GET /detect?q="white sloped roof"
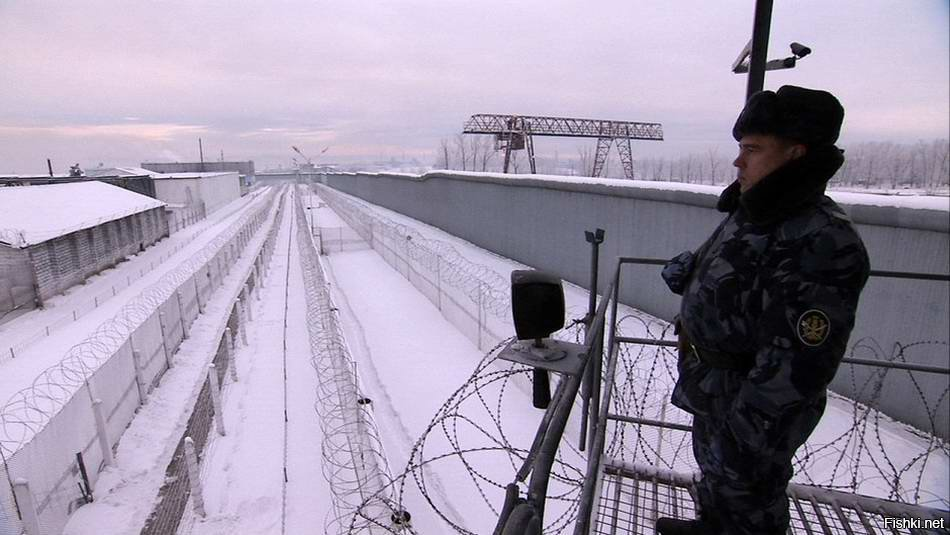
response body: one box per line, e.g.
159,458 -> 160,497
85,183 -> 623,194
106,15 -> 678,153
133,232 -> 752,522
0,181 -> 166,248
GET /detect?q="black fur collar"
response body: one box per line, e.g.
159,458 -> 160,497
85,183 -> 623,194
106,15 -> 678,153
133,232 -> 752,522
717,144 -> 844,225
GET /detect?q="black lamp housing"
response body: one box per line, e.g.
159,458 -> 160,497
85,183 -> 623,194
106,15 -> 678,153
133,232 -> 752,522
510,270 -> 565,342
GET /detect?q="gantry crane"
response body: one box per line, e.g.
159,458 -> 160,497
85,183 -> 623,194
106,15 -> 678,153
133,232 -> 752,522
291,145 -> 330,168
462,114 -> 663,179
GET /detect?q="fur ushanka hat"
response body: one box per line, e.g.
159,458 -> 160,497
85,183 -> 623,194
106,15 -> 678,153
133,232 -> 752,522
733,85 -> 844,147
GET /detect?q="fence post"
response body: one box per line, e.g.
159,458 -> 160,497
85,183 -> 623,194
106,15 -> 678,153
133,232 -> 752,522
131,348 -> 147,405
12,479 -> 41,535
436,255 -> 442,311
244,285 -> 254,321
256,256 -> 264,290
477,282 -> 484,350
177,290 -> 190,340
92,398 -> 115,467
183,437 -> 206,517
238,300 -> 249,346
194,276 -> 205,314
208,364 -> 226,436
158,312 -> 173,369
225,328 -> 239,382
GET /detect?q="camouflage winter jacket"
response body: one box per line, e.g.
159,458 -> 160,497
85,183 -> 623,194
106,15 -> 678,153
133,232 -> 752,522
662,145 -> 870,454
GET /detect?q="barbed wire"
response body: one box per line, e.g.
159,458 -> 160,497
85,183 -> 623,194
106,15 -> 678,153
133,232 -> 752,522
604,313 -> 950,510
0,189 -> 277,456
293,187 -> 401,533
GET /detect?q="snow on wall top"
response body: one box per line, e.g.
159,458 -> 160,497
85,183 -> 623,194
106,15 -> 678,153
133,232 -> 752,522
0,181 -> 166,248
420,170 -> 950,212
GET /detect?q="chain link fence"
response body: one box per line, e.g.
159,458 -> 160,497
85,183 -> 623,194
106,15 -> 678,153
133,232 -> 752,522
166,202 -> 207,235
313,184 -> 516,352
0,188 -> 277,535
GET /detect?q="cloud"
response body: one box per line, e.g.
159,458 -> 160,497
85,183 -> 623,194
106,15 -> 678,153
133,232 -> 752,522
0,123 -> 209,142
0,0 -> 945,173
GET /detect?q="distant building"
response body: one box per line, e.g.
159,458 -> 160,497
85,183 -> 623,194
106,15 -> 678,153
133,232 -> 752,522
0,172 -> 156,198
151,172 -> 242,215
84,167 -> 158,197
141,161 -> 255,188
0,182 -> 167,318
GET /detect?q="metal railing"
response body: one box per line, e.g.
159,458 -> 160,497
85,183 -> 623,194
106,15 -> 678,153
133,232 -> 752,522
567,255 -> 950,534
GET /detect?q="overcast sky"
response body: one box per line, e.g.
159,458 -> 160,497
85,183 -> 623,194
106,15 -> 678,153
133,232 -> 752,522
1,1 -> 947,174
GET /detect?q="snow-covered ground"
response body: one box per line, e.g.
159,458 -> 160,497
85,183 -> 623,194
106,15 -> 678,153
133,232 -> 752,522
176,189 -> 332,535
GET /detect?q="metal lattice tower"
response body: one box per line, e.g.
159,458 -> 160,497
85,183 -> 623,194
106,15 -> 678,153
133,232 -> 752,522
462,114 -> 663,179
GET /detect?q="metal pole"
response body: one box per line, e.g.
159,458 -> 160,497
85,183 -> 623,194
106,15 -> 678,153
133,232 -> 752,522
177,290 -> 190,339
131,349 -> 147,405
746,0 -> 774,100
12,479 -> 40,535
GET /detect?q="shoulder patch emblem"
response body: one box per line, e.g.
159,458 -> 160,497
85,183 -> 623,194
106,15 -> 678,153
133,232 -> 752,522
797,309 -> 830,347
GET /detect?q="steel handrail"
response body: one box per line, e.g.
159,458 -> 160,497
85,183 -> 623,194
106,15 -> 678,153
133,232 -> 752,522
573,261 -> 624,534
522,265 -> 618,522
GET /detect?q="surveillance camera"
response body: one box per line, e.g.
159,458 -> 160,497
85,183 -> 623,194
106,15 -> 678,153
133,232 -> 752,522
790,42 -> 811,58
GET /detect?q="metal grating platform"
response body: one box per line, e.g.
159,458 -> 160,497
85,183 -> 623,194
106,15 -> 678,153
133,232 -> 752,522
592,460 -> 950,535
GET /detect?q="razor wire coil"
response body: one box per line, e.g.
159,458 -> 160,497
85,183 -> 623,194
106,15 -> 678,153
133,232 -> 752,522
293,186 -> 400,533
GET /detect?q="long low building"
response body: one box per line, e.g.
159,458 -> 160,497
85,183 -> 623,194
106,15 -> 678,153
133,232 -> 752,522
0,181 -> 168,317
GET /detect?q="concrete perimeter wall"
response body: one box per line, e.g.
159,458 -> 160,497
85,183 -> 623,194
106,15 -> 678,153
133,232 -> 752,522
322,171 -> 950,438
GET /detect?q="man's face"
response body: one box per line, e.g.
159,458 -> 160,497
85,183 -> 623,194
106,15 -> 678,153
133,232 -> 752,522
733,134 -> 805,192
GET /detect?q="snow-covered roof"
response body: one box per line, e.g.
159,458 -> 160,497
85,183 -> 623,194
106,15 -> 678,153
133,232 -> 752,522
84,167 -> 158,178
152,172 -> 237,180
0,182 -> 166,248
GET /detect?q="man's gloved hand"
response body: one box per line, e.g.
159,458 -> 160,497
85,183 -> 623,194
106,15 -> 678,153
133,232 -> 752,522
662,250 -> 695,295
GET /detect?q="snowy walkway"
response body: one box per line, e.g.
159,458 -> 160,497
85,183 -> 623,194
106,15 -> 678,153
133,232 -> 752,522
179,188 -> 331,535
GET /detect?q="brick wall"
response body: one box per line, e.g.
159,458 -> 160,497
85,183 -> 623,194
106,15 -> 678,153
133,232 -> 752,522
0,245 -> 36,316
27,207 -> 170,305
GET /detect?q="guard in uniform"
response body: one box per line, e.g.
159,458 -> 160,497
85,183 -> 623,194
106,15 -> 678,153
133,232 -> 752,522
656,86 -> 870,535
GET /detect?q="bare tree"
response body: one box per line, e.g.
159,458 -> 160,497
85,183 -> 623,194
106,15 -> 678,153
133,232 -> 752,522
577,146 -> 593,177
454,134 -> 468,171
437,138 -> 451,169
706,147 -> 721,184
479,138 -> 497,171
469,136 -> 480,172
510,150 -> 522,173
651,158 -> 666,180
